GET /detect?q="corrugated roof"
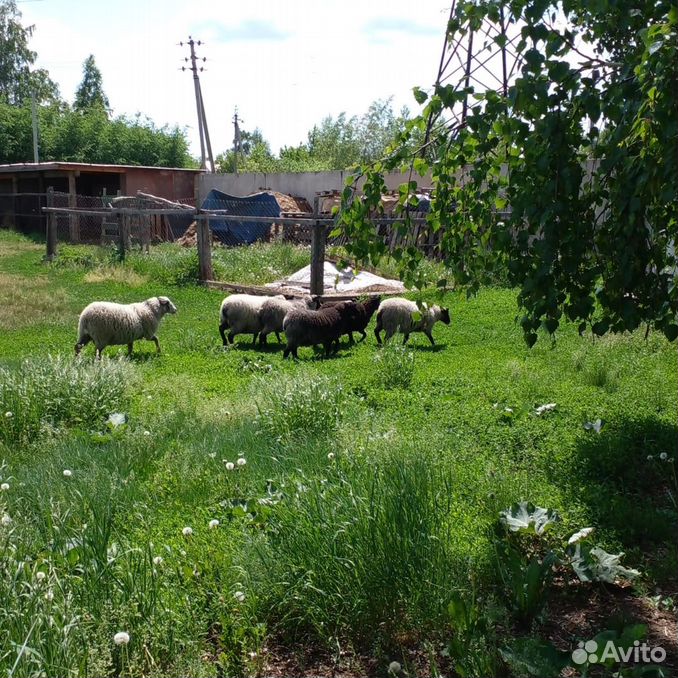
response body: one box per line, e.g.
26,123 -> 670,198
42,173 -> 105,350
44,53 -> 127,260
0,162 -> 204,174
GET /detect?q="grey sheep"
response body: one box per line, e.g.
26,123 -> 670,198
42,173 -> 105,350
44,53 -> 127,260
75,296 -> 177,359
219,294 -> 274,346
258,295 -> 316,345
282,302 -> 357,359
374,298 -> 450,345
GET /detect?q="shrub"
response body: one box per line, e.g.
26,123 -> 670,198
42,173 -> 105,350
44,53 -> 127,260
374,343 -> 415,389
253,372 -> 348,444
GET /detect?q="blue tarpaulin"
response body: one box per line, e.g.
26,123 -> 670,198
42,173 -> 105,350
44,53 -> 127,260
201,189 -> 280,245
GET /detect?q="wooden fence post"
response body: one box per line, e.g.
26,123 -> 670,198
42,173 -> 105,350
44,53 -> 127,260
45,187 -> 57,260
197,215 -> 213,282
310,219 -> 326,297
67,172 -> 79,242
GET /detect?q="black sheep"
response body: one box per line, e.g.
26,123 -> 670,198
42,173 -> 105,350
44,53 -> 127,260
318,295 -> 381,342
282,301 -> 356,359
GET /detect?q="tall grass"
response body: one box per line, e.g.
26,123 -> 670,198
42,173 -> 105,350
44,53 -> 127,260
0,355 -> 133,447
249,450 -> 465,648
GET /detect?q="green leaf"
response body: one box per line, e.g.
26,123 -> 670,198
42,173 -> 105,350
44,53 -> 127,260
567,543 -> 641,583
412,86 -> 428,104
499,502 -> 560,535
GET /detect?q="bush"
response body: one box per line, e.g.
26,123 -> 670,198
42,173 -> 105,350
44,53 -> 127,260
253,372 -> 349,444
374,343 -> 415,389
0,355 -> 133,446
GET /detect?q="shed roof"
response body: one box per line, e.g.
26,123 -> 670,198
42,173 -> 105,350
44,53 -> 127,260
0,162 -> 204,175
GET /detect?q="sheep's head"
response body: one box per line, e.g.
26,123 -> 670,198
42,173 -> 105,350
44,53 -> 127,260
157,296 -> 178,315
441,307 -> 451,325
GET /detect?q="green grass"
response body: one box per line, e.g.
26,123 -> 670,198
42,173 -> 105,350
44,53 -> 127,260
0,230 -> 676,677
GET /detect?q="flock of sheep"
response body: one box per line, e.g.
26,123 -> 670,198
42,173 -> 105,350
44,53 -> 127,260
74,294 -> 451,359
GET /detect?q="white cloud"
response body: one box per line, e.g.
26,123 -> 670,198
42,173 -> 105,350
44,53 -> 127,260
22,0 -> 448,157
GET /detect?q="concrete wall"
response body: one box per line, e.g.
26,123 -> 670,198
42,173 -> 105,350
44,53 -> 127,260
197,171 -> 433,206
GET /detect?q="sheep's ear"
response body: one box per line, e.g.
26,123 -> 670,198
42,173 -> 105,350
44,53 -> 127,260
159,297 -> 169,307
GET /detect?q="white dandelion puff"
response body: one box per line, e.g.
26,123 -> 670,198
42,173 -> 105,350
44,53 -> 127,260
225,462 -> 235,471
143,430 -> 151,436
153,556 -> 163,565
660,452 -> 668,461
113,631 -> 130,646
36,571 -> 46,582
236,457 -> 246,467
4,411 -> 13,418
388,661 -> 402,674
233,590 -> 246,602
1,514 -> 11,526
0,483 -> 9,491
327,452 -> 335,461
182,527 -> 193,536
209,519 -> 220,529
63,469 -> 72,478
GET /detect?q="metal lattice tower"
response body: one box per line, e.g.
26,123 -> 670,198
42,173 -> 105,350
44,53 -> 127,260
428,2 -> 524,137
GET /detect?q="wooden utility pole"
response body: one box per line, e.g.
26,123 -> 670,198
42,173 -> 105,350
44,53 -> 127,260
181,37 -> 215,172
197,215 -> 213,282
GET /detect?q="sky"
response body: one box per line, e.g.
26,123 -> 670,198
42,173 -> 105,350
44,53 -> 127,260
20,0 -> 452,159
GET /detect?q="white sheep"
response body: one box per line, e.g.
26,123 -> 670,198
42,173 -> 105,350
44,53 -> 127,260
374,298 -> 450,346
219,294 -> 279,346
258,295 -> 316,345
75,296 -> 177,359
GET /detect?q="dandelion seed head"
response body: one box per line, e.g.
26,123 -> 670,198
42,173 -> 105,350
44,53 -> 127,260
63,469 -> 72,478
0,483 -> 9,491
660,452 -> 668,461
182,526 -> 193,536
143,430 -> 151,436
4,411 -> 13,418
388,661 -> 402,674
237,457 -> 246,466
234,590 -> 246,602
1,514 -> 12,526
113,631 -> 130,646
225,462 -> 235,471
209,519 -> 220,529
153,556 -> 163,565
327,452 -> 335,461
36,571 -> 46,581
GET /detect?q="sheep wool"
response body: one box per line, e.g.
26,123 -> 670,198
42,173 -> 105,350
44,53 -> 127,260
282,301 -> 357,359
75,296 -> 177,359
322,296 -> 381,343
374,298 -> 450,346
258,295 -> 316,344
219,294 -> 277,346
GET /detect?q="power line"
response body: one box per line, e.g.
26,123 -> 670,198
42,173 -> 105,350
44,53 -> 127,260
180,36 -> 215,173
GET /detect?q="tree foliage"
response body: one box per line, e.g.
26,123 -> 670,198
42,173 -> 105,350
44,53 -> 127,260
338,0 -> 678,344
0,0 -> 59,105
215,99 -> 413,173
0,102 -> 193,167
74,55 -> 109,114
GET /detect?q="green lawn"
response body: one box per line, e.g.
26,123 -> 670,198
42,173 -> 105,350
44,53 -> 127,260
0,231 -> 676,677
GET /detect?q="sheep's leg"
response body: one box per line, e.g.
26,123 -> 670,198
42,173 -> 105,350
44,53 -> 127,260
425,330 -> 436,346
323,340 -> 332,356
228,331 -> 236,344
374,320 -> 383,344
402,333 -> 410,345
219,322 -> 228,346
95,347 -> 103,360
252,332 -> 258,346
259,332 -> 267,345
127,342 -> 134,356
359,330 -> 367,342
348,332 -> 355,344
275,331 -> 282,343
151,336 -> 161,353
75,334 -> 92,356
